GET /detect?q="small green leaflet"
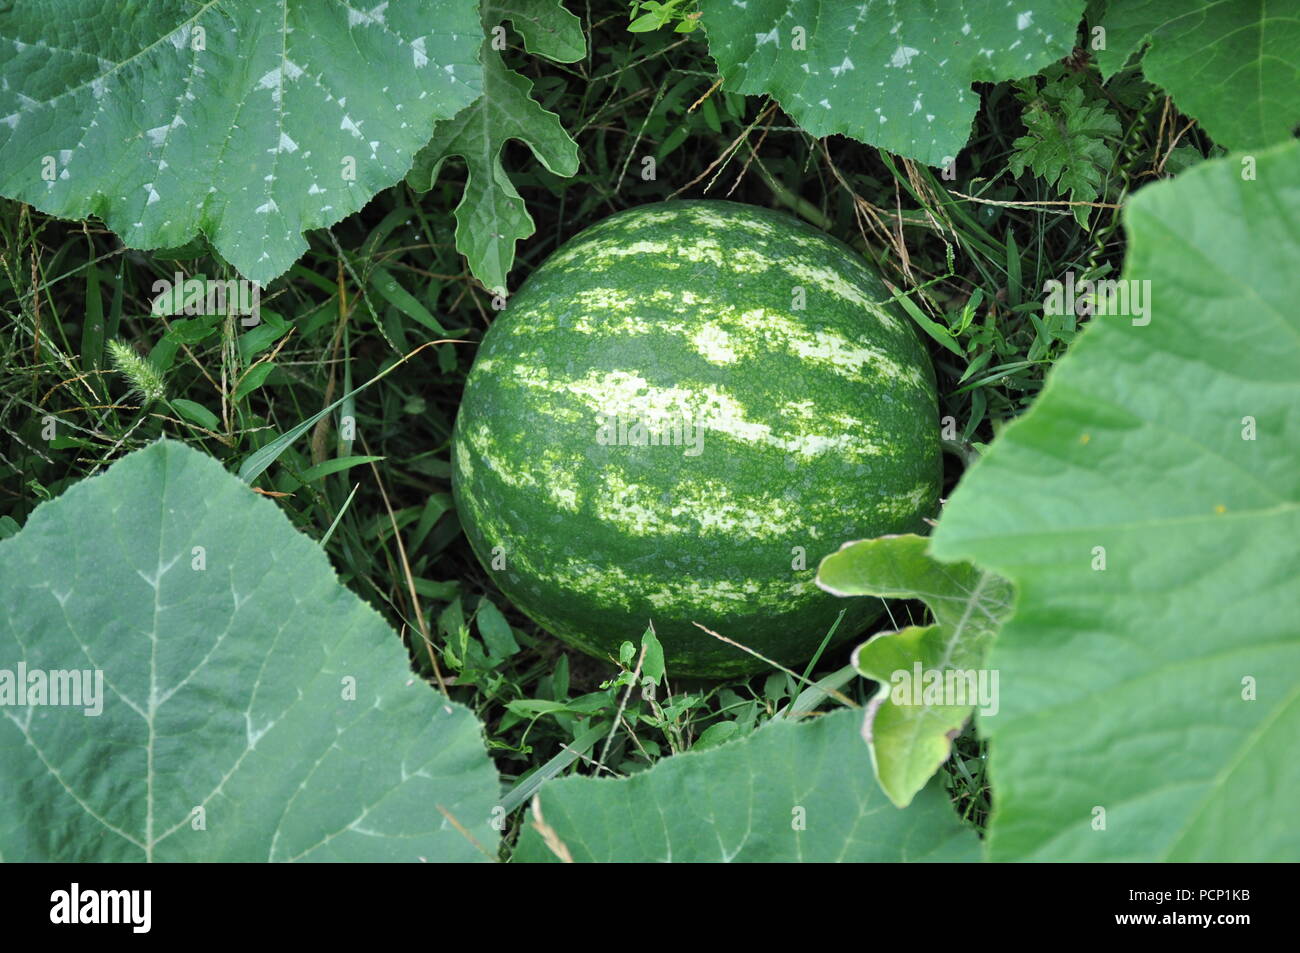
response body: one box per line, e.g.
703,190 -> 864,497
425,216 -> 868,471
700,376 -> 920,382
932,140 -> 1300,861
697,0 -> 1084,165
233,362 -> 275,402
1009,76 -> 1121,226
512,707 -> 979,862
0,440 -> 500,861
818,534 -> 1012,808
0,1 -> 483,284
169,398 -> 221,431
407,1 -> 583,293
1094,0 -> 1300,150
368,265 -> 448,335
475,599 -> 521,657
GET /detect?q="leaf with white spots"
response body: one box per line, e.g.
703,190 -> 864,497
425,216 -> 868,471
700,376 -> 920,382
817,534 -> 1012,808
512,707 -> 980,862
407,0 -> 582,293
697,0 -> 1085,165
931,141 -> 1300,861
1094,0 -> 1300,150
0,1 -> 483,285
0,440 -> 499,861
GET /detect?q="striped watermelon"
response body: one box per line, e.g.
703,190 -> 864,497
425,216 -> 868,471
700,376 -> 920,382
452,200 -> 939,677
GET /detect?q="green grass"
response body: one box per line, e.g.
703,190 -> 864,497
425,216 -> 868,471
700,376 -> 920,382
0,8 -> 1214,853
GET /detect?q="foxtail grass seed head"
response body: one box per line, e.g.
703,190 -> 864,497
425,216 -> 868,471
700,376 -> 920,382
107,339 -> 167,406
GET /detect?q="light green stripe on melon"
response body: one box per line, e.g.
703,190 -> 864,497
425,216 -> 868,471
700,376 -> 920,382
462,421 -> 585,513
539,208 -> 900,329
471,439 -> 914,541
875,482 -> 935,521
680,203 -> 778,235
594,469 -> 809,538
611,207 -> 688,227
689,322 -> 739,363
495,292 -> 922,387
782,260 -> 903,333
467,355 -> 499,375
461,387 -> 908,544
456,491 -> 512,561
565,287 -> 645,320
467,530 -> 822,617
452,427 -> 476,485
547,243 -> 899,325
544,205 -> 778,264
501,367 -> 882,460
462,415 -> 881,542
463,421 -> 534,491
721,308 -> 918,384
645,574 -> 819,613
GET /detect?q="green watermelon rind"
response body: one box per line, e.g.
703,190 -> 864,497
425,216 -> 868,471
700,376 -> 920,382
452,200 -> 940,677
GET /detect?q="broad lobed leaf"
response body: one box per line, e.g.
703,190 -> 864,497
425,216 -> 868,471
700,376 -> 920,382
697,0 -> 1084,165
0,0 -> 483,284
513,707 -> 979,862
932,140 -> 1300,861
1094,0 -> 1300,150
0,440 -> 500,862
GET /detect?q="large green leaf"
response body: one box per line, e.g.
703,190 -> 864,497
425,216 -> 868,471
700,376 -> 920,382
697,0 -> 1084,166
512,707 -> 979,862
0,440 -> 499,862
0,1 -> 483,285
407,0 -> 582,293
1095,0 -> 1300,150
818,535 -> 1012,808
931,141 -> 1300,861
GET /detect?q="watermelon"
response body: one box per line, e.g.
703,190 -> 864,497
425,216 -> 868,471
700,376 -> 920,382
452,200 -> 940,677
